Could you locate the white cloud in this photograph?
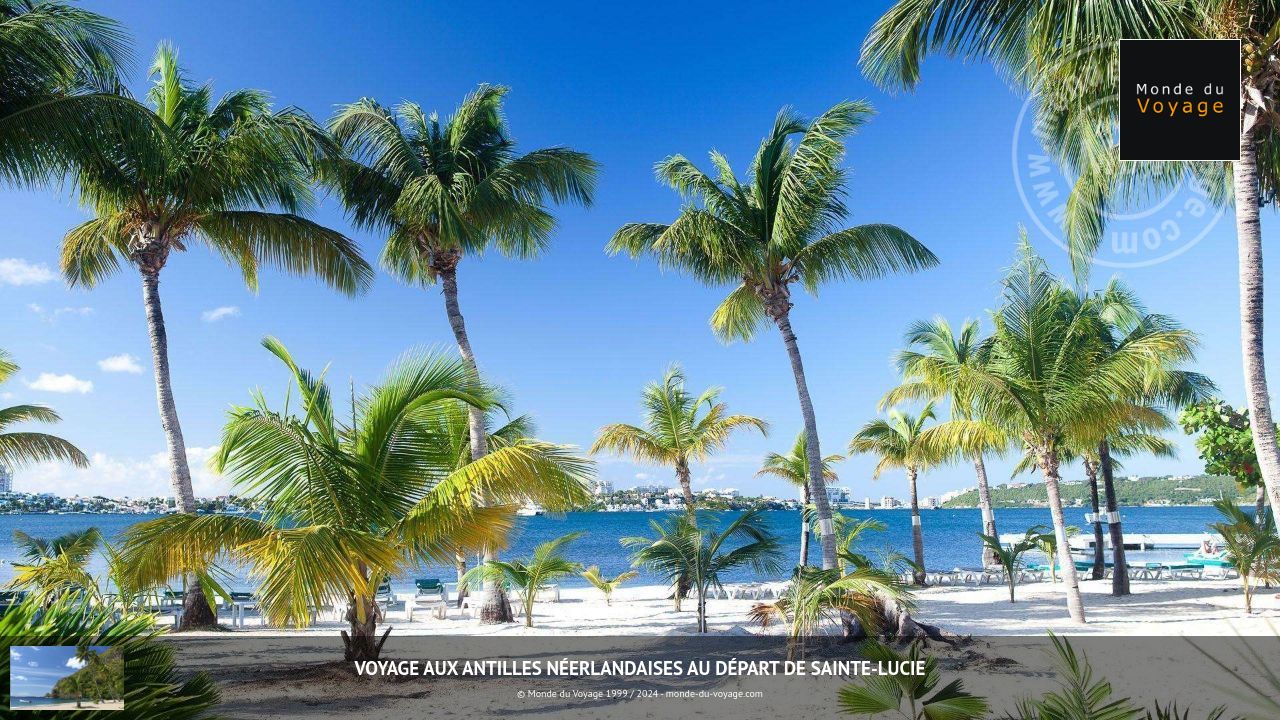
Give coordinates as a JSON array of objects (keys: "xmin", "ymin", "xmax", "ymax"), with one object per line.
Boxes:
[
  {"xmin": 634, "ymin": 472, "xmax": 651, "ymax": 481},
  {"xmin": 20, "ymin": 447, "xmax": 227, "ymax": 498},
  {"xmin": 9, "ymin": 649, "xmax": 20, "ymax": 660},
  {"xmin": 13, "ymin": 675, "xmax": 26, "ymax": 682},
  {"xmin": 26, "ymin": 373, "xmax": 93, "ymax": 394},
  {"xmin": 98, "ymin": 354, "xmax": 143, "ymax": 374},
  {"xmin": 201, "ymin": 306, "xmax": 240, "ymax": 323},
  {"xmin": 65, "ymin": 657, "xmax": 86, "ymax": 670},
  {"xmin": 27, "ymin": 661, "xmax": 36, "ymax": 667},
  {"xmin": 0, "ymin": 258, "xmax": 55, "ymax": 286},
  {"xmin": 28, "ymin": 303, "xmax": 94, "ymax": 322},
  {"xmin": 0, "ymin": 392, "xmax": 13, "ymax": 400}
]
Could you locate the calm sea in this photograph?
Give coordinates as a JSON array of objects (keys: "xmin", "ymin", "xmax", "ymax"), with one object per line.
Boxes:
[
  {"xmin": 0, "ymin": 506, "xmax": 1227, "ymax": 593},
  {"xmin": 9, "ymin": 697, "xmax": 66, "ymax": 708}
]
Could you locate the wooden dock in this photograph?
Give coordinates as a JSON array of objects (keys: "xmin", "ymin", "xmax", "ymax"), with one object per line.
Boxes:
[{"xmin": 999, "ymin": 532, "xmax": 1221, "ymax": 551}]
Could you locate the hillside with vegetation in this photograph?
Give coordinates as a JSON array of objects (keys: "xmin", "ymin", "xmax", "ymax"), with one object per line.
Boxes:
[
  {"xmin": 941, "ymin": 475, "xmax": 1241, "ymax": 509},
  {"xmin": 48, "ymin": 647, "xmax": 124, "ymax": 701}
]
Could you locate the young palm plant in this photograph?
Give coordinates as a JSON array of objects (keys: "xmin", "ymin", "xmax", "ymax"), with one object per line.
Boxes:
[
  {"xmin": 749, "ymin": 566, "xmax": 908, "ymax": 660},
  {"xmin": 848, "ymin": 402, "xmax": 938, "ymax": 586},
  {"xmin": 594, "ymin": 365, "xmax": 768, "ymax": 518},
  {"xmin": 581, "ymin": 566, "xmax": 638, "ymax": 606},
  {"xmin": 326, "ymin": 85, "xmax": 596, "ymax": 623},
  {"xmin": 882, "ymin": 317, "xmax": 1006, "ymax": 567},
  {"xmin": 838, "ymin": 641, "xmax": 988, "ymax": 720},
  {"xmin": 467, "ymin": 532, "xmax": 584, "ymax": 627},
  {"xmin": 6, "ymin": 527, "xmax": 101, "ymax": 599},
  {"xmin": 0, "ymin": 349, "xmax": 88, "ymax": 470},
  {"xmin": 119, "ymin": 338, "xmax": 592, "ymax": 660},
  {"xmin": 863, "ymin": 0, "xmax": 1280, "ymax": 540},
  {"xmin": 59, "ymin": 44, "xmax": 372, "ymax": 628},
  {"xmin": 609, "ymin": 101, "xmax": 937, "ymax": 570},
  {"xmin": 624, "ymin": 509, "xmax": 784, "ymax": 633},
  {"xmin": 1210, "ymin": 499, "xmax": 1280, "ymax": 614},
  {"xmin": 979, "ymin": 527, "xmax": 1043, "ymax": 603},
  {"xmin": 916, "ymin": 239, "xmax": 1200, "ymax": 623},
  {"xmin": 757, "ymin": 431, "xmax": 844, "ymax": 567}
]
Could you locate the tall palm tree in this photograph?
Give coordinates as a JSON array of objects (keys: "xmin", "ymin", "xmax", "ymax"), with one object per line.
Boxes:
[
  {"xmin": 59, "ymin": 45, "xmax": 371, "ymax": 627},
  {"xmin": 862, "ymin": 0, "xmax": 1280, "ymax": 536},
  {"xmin": 609, "ymin": 101, "xmax": 938, "ymax": 569},
  {"xmin": 327, "ymin": 85, "xmax": 597, "ymax": 623},
  {"xmin": 120, "ymin": 338, "xmax": 592, "ymax": 660},
  {"xmin": 0, "ymin": 0, "xmax": 137, "ymax": 184},
  {"xmin": 918, "ymin": 239, "xmax": 1200, "ymax": 623},
  {"xmin": 848, "ymin": 403, "xmax": 937, "ymax": 585},
  {"xmin": 756, "ymin": 431, "xmax": 844, "ymax": 567},
  {"xmin": 592, "ymin": 365, "xmax": 768, "ymax": 518},
  {"xmin": 0, "ymin": 349, "xmax": 88, "ymax": 470},
  {"xmin": 881, "ymin": 317, "xmax": 1006, "ymax": 566}
]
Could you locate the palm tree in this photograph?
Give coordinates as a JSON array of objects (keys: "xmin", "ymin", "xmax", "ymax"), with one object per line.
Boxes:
[
  {"xmin": 1210, "ymin": 499, "xmax": 1280, "ymax": 614},
  {"xmin": 0, "ymin": 349, "xmax": 88, "ymax": 470},
  {"xmin": 326, "ymin": 85, "xmax": 597, "ymax": 623},
  {"xmin": 917, "ymin": 239, "xmax": 1200, "ymax": 623},
  {"xmin": 623, "ymin": 509, "xmax": 785, "ymax": 633},
  {"xmin": 756, "ymin": 431, "xmax": 844, "ymax": 567},
  {"xmin": 838, "ymin": 641, "xmax": 988, "ymax": 720},
  {"xmin": 749, "ymin": 566, "xmax": 908, "ymax": 660},
  {"xmin": 848, "ymin": 403, "xmax": 937, "ymax": 585},
  {"xmin": 978, "ymin": 527, "xmax": 1043, "ymax": 603},
  {"xmin": 593, "ymin": 365, "xmax": 768, "ymax": 518},
  {"xmin": 882, "ymin": 318, "xmax": 1006, "ymax": 567},
  {"xmin": 581, "ymin": 566, "xmax": 638, "ymax": 606},
  {"xmin": 7, "ymin": 527, "xmax": 100, "ymax": 597},
  {"xmin": 862, "ymin": 0, "xmax": 1280, "ymax": 538},
  {"xmin": 0, "ymin": 0, "xmax": 138, "ymax": 184},
  {"xmin": 609, "ymin": 102, "xmax": 936, "ymax": 570},
  {"xmin": 467, "ymin": 532, "xmax": 584, "ymax": 627},
  {"xmin": 119, "ymin": 338, "xmax": 592, "ymax": 660},
  {"xmin": 59, "ymin": 44, "xmax": 371, "ymax": 628}
]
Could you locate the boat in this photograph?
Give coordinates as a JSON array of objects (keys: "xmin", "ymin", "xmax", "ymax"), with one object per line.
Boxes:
[{"xmin": 516, "ymin": 503, "xmax": 544, "ymax": 517}]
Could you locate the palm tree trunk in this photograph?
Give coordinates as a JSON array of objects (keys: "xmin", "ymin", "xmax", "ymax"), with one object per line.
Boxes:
[
  {"xmin": 1098, "ymin": 440, "xmax": 1129, "ymax": 596},
  {"xmin": 141, "ymin": 269, "xmax": 215, "ymax": 630},
  {"xmin": 675, "ymin": 457, "xmax": 696, "ymax": 518},
  {"xmin": 799, "ymin": 483, "xmax": 810, "ymax": 567},
  {"xmin": 1235, "ymin": 127, "xmax": 1280, "ymax": 525},
  {"xmin": 771, "ymin": 309, "xmax": 837, "ymax": 570},
  {"xmin": 1035, "ymin": 447, "xmax": 1086, "ymax": 623},
  {"xmin": 1083, "ymin": 458, "xmax": 1105, "ymax": 580},
  {"xmin": 973, "ymin": 452, "xmax": 998, "ymax": 567},
  {"xmin": 341, "ymin": 595, "xmax": 388, "ymax": 661},
  {"xmin": 438, "ymin": 261, "xmax": 513, "ymax": 624},
  {"xmin": 1256, "ymin": 484, "xmax": 1266, "ymax": 521},
  {"xmin": 907, "ymin": 467, "xmax": 926, "ymax": 585}
]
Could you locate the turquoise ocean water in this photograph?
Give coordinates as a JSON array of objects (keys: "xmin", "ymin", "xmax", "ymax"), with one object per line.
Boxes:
[{"xmin": 0, "ymin": 506, "xmax": 1227, "ymax": 594}]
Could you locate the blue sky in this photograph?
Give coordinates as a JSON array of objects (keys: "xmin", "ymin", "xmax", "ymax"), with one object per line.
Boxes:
[
  {"xmin": 0, "ymin": 1, "xmax": 1272, "ymax": 502},
  {"xmin": 8, "ymin": 646, "xmax": 103, "ymax": 698}
]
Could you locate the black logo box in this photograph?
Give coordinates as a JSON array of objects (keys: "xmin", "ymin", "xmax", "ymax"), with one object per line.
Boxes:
[{"xmin": 1119, "ymin": 38, "xmax": 1240, "ymax": 161}]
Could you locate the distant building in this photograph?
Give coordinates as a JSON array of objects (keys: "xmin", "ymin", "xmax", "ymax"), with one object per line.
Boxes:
[
  {"xmin": 0, "ymin": 465, "xmax": 10, "ymax": 494},
  {"xmin": 924, "ymin": 496, "xmax": 940, "ymax": 509},
  {"xmin": 593, "ymin": 479, "xmax": 614, "ymax": 496},
  {"xmin": 863, "ymin": 497, "xmax": 873, "ymax": 510},
  {"xmin": 879, "ymin": 495, "xmax": 900, "ymax": 509}
]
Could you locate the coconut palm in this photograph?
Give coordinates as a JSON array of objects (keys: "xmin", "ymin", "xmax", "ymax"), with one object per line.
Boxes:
[
  {"xmin": 467, "ymin": 532, "xmax": 584, "ymax": 627},
  {"xmin": 848, "ymin": 402, "xmax": 937, "ymax": 586},
  {"xmin": 581, "ymin": 566, "xmax": 638, "ymax": 606},
  {"xmin": 882, "ymin": 317, "xmax": 1006, "ymax": 567},
  {"xmin": 594, "ymin": 365, "xmax": 768, "ymax": 518},
  {"xmin": 59, "ymin": 44, "xmax": 371, "ymax": 628},
  {"xmin": 757, "ymin": 431, "xmax": 844, "ymax": 567},
  {"xmin": 624, "ymin": 509, "xmax": 785, "ymax": 633},
  {"xmin": 749, "ymin": 566, "xmax": 908, "ymax": 660},
  {"xmin": 608, "ymin": 101, "xmax": 938, "ymax": 570},
  {"xmin": 119, "ymin": 338, "xmax": 592, "ymax": 660},
  {"xmin": 7, "ymin": 527, "xmax": 100, "ymax": 597},
  {"xmin": 0, "ymin": 0, "xmax": 138, "ymax": 184},
  {"xmin": 326, "ymin": 85, "xmax": 596, "ymax": 623},
  {"xmin": 917, "ymin": 239, "xmax": 1200, "ymax": 623},
  {"xmin": 862, "ymin": 0, "xmax": 1280, "ymax": 538},
  {"xmin": 979, "ymin": 528, "xmax": 1043, "ymax": 603},
  {"xmin": 1210, "ymin": 499, "xmax": 1280, "ymax": 614},
  {"xmin": 0, "ymin": 349, "xmax": 88, "ymax": 470}
]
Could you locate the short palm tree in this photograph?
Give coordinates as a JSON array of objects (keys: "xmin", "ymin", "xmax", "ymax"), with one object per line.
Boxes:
[
  {"xmin": 0, "ymin": 349, "xmax": 88, "ymax": 470},
  {"xmin": 979, "ymin": 527, "xmax": 1043, "ymax": 603},
  {"xmin": 757, "ymin": 431, "xmax": 844, "ymax": 567},
  {"xmin": 59, "ymin": 44, "xmax": 372, "ymax": 628},
  {"xmin": 882, "ymin": 317, "xmax": 1006, "ymax": 567},
  {"xmin": 327, "ymin": 85, "xmax": 596, "ymax": 623},
  {"xmin": 581, "ymin": 566, "xmax": 638, "ymax": 606},
  {"xmin": 119, "ymin": 338, "xmax": 592, "ymax": 660},
  {"xmin": 593, "ymin": 365, "xmax": 768, "ymax": 518},
  {"xmin": 623, "ymin": 509, "xmax": 785, "ymax": 633},
  {"xmin": 0, "ymin": 0, "xmax": 136, "ymax": 184},
  {"xmin": 1210, "ymin": 499, "xmax": 1280, "ymax": 614},
  {"xmin": 7, "ymin": 527, "xmax": 100, "ymax": 598},
  {"xmin": 609, "ymin": 101, "xmax": 938, "ymax": 570},
  {"xmin": 467, "ymin": 532, "xmax": 584, "ymax": 627},
  {"xmin": 917, "ymin": 239, "xmax": 1200, "ymax": 623},
  {"xmin": 862, "ymin": 0, "xmax": 1280, "ymax": 540},
  {"xmin": 848, "ymin": 402, "xmax": 937, "ymax": 586}
]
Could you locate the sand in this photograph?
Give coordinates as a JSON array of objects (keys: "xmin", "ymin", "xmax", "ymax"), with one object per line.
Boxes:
[{"xmin": 11, "ymin": 699, "xmax": 124, "ymax": 711}]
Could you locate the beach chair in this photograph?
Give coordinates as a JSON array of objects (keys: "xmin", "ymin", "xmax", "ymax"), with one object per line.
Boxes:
[
  {"xmin": 1161, "ymin": 563, "xmax": 1203, "ymax": 580},
  {"xmin": 980, "ymin": 566, "xmax": 1005, "ymax": 585},
  {"xmin": 374, "ymin": 580, "xmax": 396, "ymax": 612},
  {"xmin": 414, "ymin": 578, "xmax": 447, "ymax": 603}
]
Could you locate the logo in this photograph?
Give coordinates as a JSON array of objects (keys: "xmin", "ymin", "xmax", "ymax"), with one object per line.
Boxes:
[{"xmin": 1119, "ymin": 39, "xmax": 1240, "ymax": 161}]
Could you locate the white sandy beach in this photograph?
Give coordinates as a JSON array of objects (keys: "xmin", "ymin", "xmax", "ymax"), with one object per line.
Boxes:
[{"xmin": 168, "ymin": 576, "xmax": 1280, "ymax": 638}]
